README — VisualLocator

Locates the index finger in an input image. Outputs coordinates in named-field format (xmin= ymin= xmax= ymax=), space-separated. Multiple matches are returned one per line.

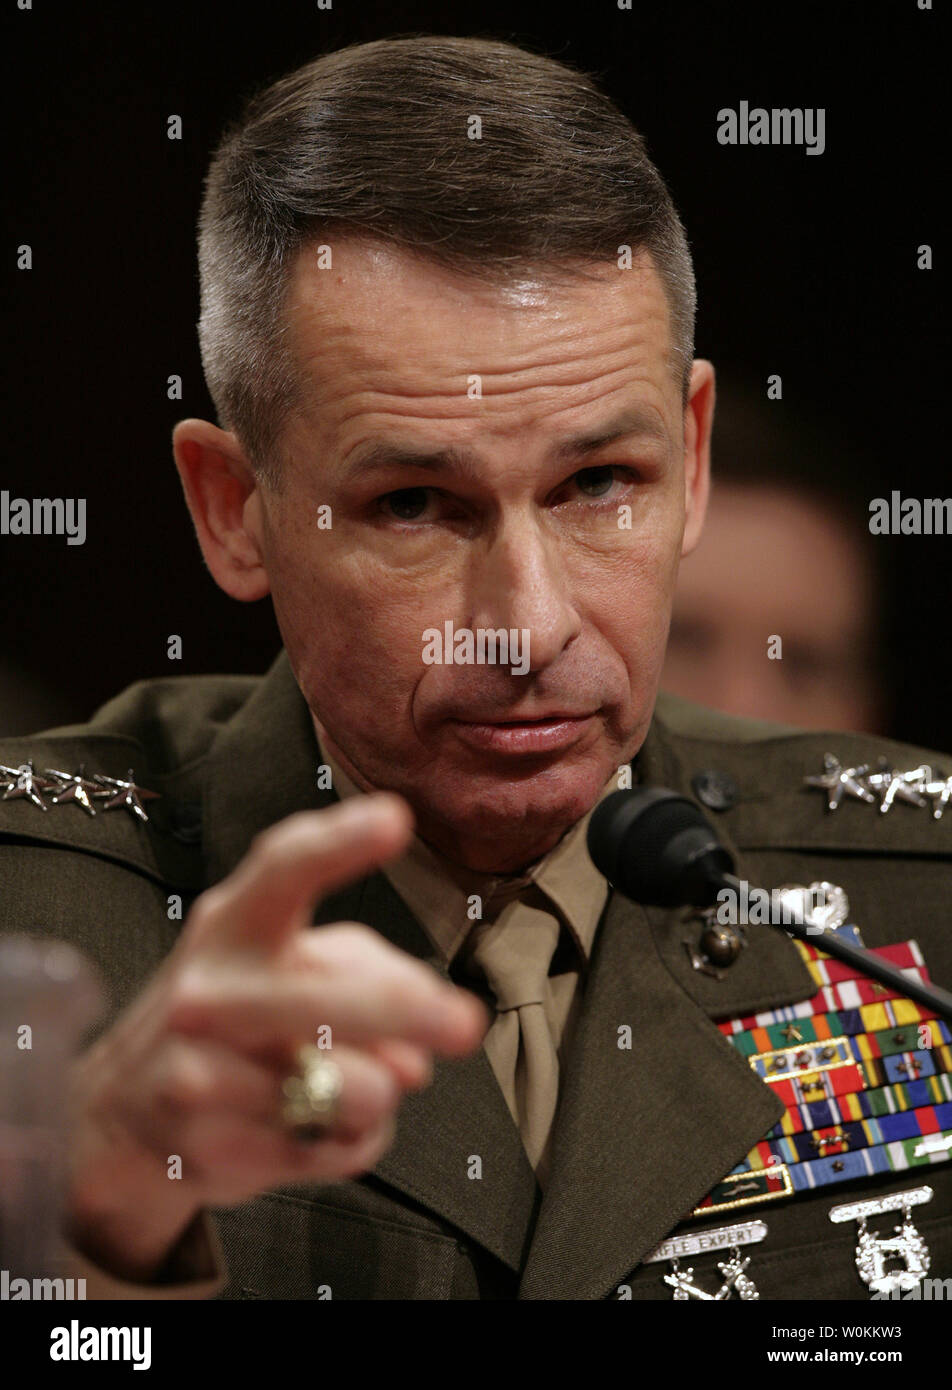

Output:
xmin=207 ymin=794 xmax=415 ymax=951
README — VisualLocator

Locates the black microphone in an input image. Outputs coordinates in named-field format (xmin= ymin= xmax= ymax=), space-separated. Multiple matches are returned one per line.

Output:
xmin=587 ymin=787 xmax=952 ymax=1021
xmin=587 ymin=788 xmax=734 ymax=907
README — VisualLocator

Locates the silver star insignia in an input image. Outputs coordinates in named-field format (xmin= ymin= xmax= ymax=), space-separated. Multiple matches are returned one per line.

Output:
xmin=803 ymin=754 xmax=876 ymax=811
xmin=0 ymin=761 xmax=60 ymax=810
xmin=91 ymin=770 xmax=161 ymax=823
xmin=920 ymin=768 xmax=952 ymax=820
xmin=43 ymin=766 xmax=102 ymax=817
xmin=865 ymin=761 xmax=929 ymax=814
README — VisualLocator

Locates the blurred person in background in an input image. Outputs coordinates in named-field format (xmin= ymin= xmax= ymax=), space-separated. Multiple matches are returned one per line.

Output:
xmin=662 ymin=385 xmax=889 ymax=734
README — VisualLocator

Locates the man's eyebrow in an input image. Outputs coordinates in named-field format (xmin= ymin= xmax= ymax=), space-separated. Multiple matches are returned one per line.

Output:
xmin=341 ymin=442 xmax=483 ymax=483
xmin=340 ymin=408 xmax=671 ymax=483
xmin=553 ymin=408 xmax=671 ymax=459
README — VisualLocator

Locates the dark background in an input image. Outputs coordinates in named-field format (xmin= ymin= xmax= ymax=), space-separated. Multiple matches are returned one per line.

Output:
xmin=4 ymin=0 xmax=948 ymax=746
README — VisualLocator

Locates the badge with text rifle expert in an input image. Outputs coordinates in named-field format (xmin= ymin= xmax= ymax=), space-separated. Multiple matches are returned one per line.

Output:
xmin=642 ymin=1220 xmax=766 ymax=1300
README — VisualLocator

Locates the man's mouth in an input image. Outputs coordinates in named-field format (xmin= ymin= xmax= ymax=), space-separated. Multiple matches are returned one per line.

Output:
xmin=454 ymin=708 xmax=594 ymax=724
xmin=449 ymin=712 xmax=596 ymax=755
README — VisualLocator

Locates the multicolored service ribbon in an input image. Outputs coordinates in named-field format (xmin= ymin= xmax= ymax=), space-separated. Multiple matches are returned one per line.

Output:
xmin=694 ymin=928 xmax=952 ymax=1217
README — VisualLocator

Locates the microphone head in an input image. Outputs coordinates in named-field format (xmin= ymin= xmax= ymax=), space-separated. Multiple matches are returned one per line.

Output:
xmin=587 ymin=787 xmax=734 ymax=907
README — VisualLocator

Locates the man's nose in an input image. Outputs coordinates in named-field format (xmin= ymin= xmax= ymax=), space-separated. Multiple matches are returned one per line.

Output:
xmin=466 ymin=515 xmax=581 ymax=672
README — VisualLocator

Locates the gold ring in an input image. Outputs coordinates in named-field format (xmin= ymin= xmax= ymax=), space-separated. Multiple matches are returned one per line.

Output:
xmin=280 ymin=1045 xmax=343 ymax=1140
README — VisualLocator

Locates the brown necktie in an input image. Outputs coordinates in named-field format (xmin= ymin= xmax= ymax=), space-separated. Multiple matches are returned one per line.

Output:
xmin=468 ymin=894 xmax=563 ymax=1187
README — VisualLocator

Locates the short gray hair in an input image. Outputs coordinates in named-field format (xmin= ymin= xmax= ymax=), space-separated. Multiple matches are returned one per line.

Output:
xmin=197 ymin=35 xmax=697 ymax=483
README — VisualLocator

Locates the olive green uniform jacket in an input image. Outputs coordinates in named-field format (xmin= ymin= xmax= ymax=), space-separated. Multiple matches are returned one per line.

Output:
xmin=1 ymin=652 xmax=950 ymax=1300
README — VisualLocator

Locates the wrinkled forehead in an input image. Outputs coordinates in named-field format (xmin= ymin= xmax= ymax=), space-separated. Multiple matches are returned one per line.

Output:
xmin=282 ymin=237 xmax=681 ymax=422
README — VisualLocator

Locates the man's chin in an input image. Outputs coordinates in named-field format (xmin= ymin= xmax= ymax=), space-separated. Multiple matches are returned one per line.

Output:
xmin=406 ymin=757 xmax=615 ymax=871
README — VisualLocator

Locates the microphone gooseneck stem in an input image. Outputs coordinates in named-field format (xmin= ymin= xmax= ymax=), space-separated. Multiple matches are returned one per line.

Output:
xmin=721 ymin=873 xmax=952 ymax=1022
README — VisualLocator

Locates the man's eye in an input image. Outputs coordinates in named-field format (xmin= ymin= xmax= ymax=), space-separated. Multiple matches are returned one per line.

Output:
xmin=380 ymin=487 xmax=431 ymax=521
xmin=573 ymin=465 xmax=630 ymax=500
xmin=376 ymin=468 xmax=632 ymax=525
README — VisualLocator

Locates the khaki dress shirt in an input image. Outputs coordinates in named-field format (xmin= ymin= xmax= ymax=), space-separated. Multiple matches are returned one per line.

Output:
xmin=314 ymin=721 xmax=616 ymax=1097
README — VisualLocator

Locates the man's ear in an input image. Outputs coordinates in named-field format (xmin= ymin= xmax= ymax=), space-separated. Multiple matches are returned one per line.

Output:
xmin=681 ymin=360 xmax=715 ymax=557
xmin=171 ymin=418 xmax=271 ymax=601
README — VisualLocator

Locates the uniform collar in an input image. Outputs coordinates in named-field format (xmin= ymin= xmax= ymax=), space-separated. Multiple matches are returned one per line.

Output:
xmin=312 ymin=717 xmax=614 ymax=968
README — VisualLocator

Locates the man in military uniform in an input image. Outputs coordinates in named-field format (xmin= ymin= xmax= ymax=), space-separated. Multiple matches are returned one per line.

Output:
xmin=1 ymin=36 xmax=949 ymax=1300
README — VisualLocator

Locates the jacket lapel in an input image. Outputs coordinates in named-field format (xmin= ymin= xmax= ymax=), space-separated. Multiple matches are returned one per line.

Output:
xmin=202 ymin=652 xmax=539 ymax=1272
xmin=518 ymin=698 xmax=818 ymax=1299
xmin=633 ymin=698 xmax=819 ymax=1017
xmin=201 ymin=651 xmax=326 ymax=890
xmin=342 ymin=869 xmax=542 ymax=1272
xmin=518 ymin=890 xmax=787 ymax=1299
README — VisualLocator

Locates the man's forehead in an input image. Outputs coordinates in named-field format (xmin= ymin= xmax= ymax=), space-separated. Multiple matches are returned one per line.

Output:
xmin=284 ymin=236 xmax=675 ymax=384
